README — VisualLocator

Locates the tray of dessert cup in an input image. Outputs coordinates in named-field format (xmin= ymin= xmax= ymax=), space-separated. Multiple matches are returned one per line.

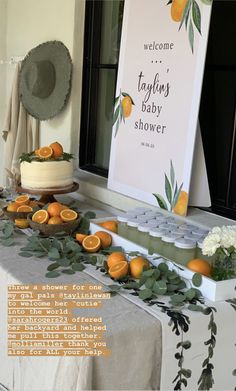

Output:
xmin=90 ymin=218 xmax=236 ymax=302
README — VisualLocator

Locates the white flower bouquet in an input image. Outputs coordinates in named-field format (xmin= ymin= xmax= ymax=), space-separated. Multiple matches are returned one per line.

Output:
xmin=202 ymin=226 xmax=236 ymax=281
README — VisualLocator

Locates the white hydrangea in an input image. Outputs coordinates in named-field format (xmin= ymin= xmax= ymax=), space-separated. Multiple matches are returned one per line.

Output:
xmin=202 ymin=225 xmax=236 ymax=256
xmin=202 ymin=232 xmax=221 ymax=256
xmin=221 ymin=226 xmax=236 ymax=248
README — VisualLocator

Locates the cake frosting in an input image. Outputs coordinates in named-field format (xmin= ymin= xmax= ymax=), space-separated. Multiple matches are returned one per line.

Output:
xmin=20 ymin=160 xmax=73 ymax=190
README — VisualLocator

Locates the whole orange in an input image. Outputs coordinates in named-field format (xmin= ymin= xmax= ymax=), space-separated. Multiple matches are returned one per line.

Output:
xmin=99 ymin=220 xmax=118 ymax=233
xmin=186 ymin=258 xmax=211 ymax=277
xmin=107 ymin=251 xmax=127 ymax=269
xmin=129 ymin=256 xmax=150 ymax=279
xmin=94 ymin=231 xmax=112 ymax=249
xmin=47 ymin=202 xmax=64 ymax=217
xmin=49 ymin=142 xmax=63 ymax=158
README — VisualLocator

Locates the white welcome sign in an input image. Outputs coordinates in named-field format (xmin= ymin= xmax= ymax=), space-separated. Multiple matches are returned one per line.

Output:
xmin=108 ymin=0 xmax=212 ymax=216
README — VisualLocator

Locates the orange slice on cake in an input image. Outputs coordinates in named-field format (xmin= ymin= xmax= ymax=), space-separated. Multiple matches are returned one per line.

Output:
xmin=60 ymin=209 xmax=78 ymax=222
xmin=82 ymin=235 xmax=101 ymax=253
xmin=32 ymin=209 xmax=49 ymax=224
xmin=37 ymin=146 xmax=53 ymax=159
xmin=49 ymin=142 xmax=63 ymax=158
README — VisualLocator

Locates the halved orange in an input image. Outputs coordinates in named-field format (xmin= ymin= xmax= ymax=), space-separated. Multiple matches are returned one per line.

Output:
xmin=48 ymin=216 xmax=63 ymax=225
xmin=32 ymin=209 xmax=49 ymax=224
xmin=15 ymin=219 xmax=29 ymax=229
xmin=76 ymin=233 xmax=88 ymax=244
xmin=82 ymin=235 xmax=101 ymax=253
xmin=37 ymin=146 xmax=53 ymax=159
xmin=49 ymin=142 xmax=63 ymax=158
xmin=14 ymin=195 xmax=30 ymax=205
xmin=107 ymin=251 xmax=127 ymax=269
xmin=108 ymin=261 xmax=129 ymax=280
xmin=7 ymin=202 xmax=19 ymax=212
xmin=34 ymin=149 xmax=41 ymax=156
xmin=60 ymin=209 xmax=78 ymax=222
xmin=16 ymin=205 xmax=33 ymax=212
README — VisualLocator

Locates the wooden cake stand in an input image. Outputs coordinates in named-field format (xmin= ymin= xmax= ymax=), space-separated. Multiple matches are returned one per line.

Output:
xmin=16 ymin=182 xmax=79 ymax=204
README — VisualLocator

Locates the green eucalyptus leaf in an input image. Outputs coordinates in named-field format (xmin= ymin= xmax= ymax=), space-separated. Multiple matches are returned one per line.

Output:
xmin=153 ymin=268 xmax=161 ymax=280
xmin=158 ymin=262 xmax=169 ymax=273
xmin=122 ymin=281 xmax=139 ymax=290
xmin=61 ymin=269 xmax=76 ymax=275
xmin=72 ymin=263 xmax=85 ymax=271
xmin=83 ymin=211 xmax=96 ymax=220
xmin=66 ymin=241 xmax=82 ymax=252
xmin=48 ymin=247 xmax=60 ymax=260
xmin=192 ymin=272 xmax=202 ymax=287
xmin=139 ymin=274 xmax=148 ymax=287
xmin=45 ymin=270 xmax=60 ymax=278
xmin=86 ymin=255 xmax=98 ymax=265
xmin=167 ymin=270 xmax=178 ymax=280
xmin=78 ymin=217 xmax=90 ymax=234
xmin=51 ymin=238 xmax=63 ymax=251
xmin=2 ymin=238 xmax=14 ymax=246
xmin=185 ymin=287 xmax=197 ymax=300
xmin=18 ymin=251 xmax=32 ymax=257
xmin=107 ymin=284 xmax=121 ymax=293
xmin=47 ymin=262 xmax=60 ymax=271
xmin=153 ymin=280 xmax=167 ymax=295
xmin=34 ymin=251 xmax=47 ymax=258
xmin=171 ymin=293 xmax=186 ymax=304
xmin=142 ymin=268 xmax=154 ymax=277
xmin=139 ymin=288 xmax=153 ymax=300
xmin=57 ymin=258 xmax=71 ymax=267
xmin=3 ymin=223 xmax=14 ymax=238
xmin=167 ymin=283 xmax=180 ymax=292
xmin=188 ymin=304 xmax=203 ymax=312
xmin=153 ymin=193 xmax=168 ymax=210
xmin=145 ymin=277 xmax=156 ymax=289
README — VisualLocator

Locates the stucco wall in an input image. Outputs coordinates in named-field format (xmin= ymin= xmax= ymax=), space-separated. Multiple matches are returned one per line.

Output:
xmin=0 ymin=0 xmax=85 ymax=183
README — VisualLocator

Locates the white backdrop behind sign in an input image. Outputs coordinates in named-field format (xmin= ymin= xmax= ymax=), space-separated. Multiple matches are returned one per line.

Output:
xmin=108 ymin=0 xmax=212 ymax=216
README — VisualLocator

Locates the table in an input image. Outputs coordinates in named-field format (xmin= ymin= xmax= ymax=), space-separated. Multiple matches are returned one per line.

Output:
xmin=0 ymin=207 xmax=235 ymax=390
